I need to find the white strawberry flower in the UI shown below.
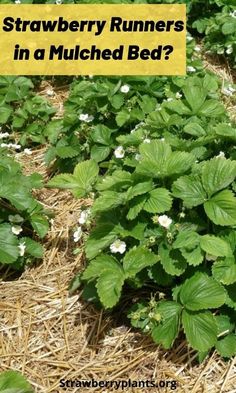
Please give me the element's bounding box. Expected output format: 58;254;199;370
114;146;125;158
135;153;141;161
187;66;196;73
194;45;201;52
46;88;54;97
73;226;82;242
179;212;186;218
9;143;21;150
24;148;32;155
222;86;235;96
230;10;236;18
222;88;232;96
226;45;233;55
11;225;23;235
228;86;236;93
0;132;10;139
158;215;172;229
217;48;224;55
110;239;126;254
143;324;150;332
18;242;26;257
15;0;21;3
186;35;193;42
167;98;173;102
9;214;24;223
120;84;130;94
175;92;182;99
79;113;94;122
143;138;151;143
216;151;225;158
78;209;91;224
55;0;62;4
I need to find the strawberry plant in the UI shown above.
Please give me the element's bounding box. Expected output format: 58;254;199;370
192;4;236;66
46;72;234;174
14;95;56;145
47;42;236;362
49;118;236;357
0;76;56;148
43;66;206;173
44;75;168;171
0;150;49;270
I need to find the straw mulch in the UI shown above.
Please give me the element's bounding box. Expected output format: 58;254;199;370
203;53;236;121
0;77;236;393
37;79;71;119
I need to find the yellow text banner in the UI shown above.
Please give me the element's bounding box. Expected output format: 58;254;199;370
0;4;186;75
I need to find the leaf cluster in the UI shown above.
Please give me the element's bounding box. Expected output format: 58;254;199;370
0;152;49;270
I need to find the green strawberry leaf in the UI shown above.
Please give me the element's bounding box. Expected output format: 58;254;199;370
180;272;226;311
151;301;182;349
182;310;218;352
